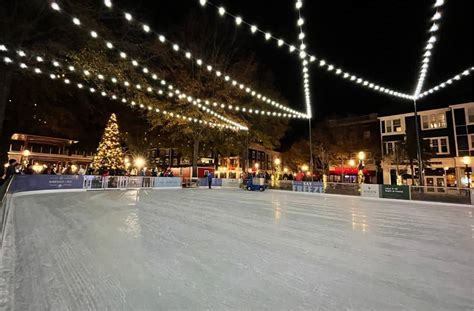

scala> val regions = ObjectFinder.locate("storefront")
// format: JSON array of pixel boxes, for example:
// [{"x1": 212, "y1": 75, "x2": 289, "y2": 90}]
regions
[{"x1": 328, "y1": 167, "x2": 376, "y2": 184}]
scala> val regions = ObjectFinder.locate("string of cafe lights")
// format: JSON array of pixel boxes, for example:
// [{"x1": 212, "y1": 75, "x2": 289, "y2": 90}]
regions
[
  {"x1": 6, "y1": 48, "x2": 291, "y2": 128},
  {"x1": 98, "y1": 0, "x2": 306, "y2": 118},
  {"x1": 295, "y1": 0, "x2": 312, "y2": 118},
  {"x1": 198, "y1": 0, "x2": 414, "y2": 101},
  {"x1": 417, "y1": 67, "x2": 473, "y2": 99},
  {"x1": 0, "y1": 48, "x2": 242, "y2": 131},
  {"x1": 413, "y1": 0, "x2": 445, "y2": 98},
  {"x1": 49, "y1": 3, "x2": 301, "y2": 125},
  {"x1": 0, "y1": 44, "x2": 250, "y2": 130},
  {"x1": 48, "y1": 5, "x2": 252, "y2": 130}
]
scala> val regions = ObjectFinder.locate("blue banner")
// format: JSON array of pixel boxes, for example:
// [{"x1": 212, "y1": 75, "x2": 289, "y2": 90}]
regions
[
  {"x1": 9, "y1": 175, "x2": 84, "y2": 193},
  {"x1": 292, "y1": 181, "x2": 324, "y2": 193}
]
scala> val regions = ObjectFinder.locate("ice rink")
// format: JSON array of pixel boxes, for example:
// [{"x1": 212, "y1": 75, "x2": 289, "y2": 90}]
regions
[{"x1": 1, "y1": 188, "x2": 473, "y2": 310}]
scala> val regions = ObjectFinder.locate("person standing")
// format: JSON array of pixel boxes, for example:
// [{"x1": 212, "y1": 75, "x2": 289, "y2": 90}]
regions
[
  {"x1": 207, "y1": 171, "x2": 214, "y2": 189},
  {"x1": 23, "y1": 163, "x2": 35, "y2": 175},
  {"x1": 3, "y1": 159, "x2": 19, "y2": 180},
  {"x1": 77, "y1": 165, "x2": 86, "y2": 175}
]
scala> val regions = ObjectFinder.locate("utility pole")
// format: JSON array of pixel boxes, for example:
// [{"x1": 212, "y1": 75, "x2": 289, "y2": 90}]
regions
[
  {"x1": 413, "y1": 99, "x2": 424, "y2": 186},
  {"x1": 308, "y1": 118, "x2": 314, "y2": 182}
]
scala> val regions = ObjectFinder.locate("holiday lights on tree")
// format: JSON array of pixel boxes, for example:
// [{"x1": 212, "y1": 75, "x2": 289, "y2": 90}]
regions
[{"x1": 91, "y1": 113, "x2": 125, "y2": 174}]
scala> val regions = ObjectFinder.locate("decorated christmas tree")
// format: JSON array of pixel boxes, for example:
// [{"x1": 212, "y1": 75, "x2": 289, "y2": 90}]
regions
[{"x1": 91, "y1": 113, "x2": 125, "y2": 174}]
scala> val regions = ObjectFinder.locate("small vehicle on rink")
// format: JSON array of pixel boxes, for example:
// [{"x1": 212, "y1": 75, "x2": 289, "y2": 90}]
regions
[{"x1": 244, "y1": 177, "x2": 267, "y2": 192}]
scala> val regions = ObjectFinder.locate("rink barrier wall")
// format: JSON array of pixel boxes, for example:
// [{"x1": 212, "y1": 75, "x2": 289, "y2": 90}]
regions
[
  {"x1": 82, "y1": 176, "x2": 182, "y2": 189},
  {"x1": 272, "y1": 180, "x2": 474, "y2": 205}
]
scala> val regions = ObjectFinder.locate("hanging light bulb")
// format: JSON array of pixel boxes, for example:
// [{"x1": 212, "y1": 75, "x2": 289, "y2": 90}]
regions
[{"x1": 51, "y1": 2, "x2": 60, "y2": 11}]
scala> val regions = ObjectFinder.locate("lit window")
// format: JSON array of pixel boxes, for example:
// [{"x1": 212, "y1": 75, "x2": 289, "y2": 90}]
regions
[
  {"x1": 422, "y1": 113, "x2": 446, "y2": 129},
  {"x1": 385, "y1": 119, "x2": 402, "y2": 133},
  {"x1": 467, "y1": 108, "x2": 474, "y2": 124},
  {"x1": 393, "y1": 119, "x2": 402, "y2": 132},
  {"x1": 469, "y1": 134, "x2": 474, "y2": 150}
]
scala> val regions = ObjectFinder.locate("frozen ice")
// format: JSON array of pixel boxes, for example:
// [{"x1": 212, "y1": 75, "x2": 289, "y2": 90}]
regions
[{"x1": 1, "y1": 189, "x2": 473, "y2": 310}]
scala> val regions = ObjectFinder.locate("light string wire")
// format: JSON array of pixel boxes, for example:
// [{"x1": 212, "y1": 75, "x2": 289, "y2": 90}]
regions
[
  {"x1": 198, "y1": 0, "x2": 414, "y2": 101},
  {"x1": 1, "y1": 47, "x2": 240, "y2": 130},
  {"x1": 417, "y1": 66, "x2": 473, "y2": 99},
  {"x1": 49, "y1": 2, "x2": 253, "y2": 130},
  {"x1": 295, "y1": 0, "x2": 312, "y2": 118},
  {"x1": 413, "y1": 0, "x2": 446, "y2": 98},
  {"x1": 100, "y1": 0, "x2": 307, "y2": 118}
]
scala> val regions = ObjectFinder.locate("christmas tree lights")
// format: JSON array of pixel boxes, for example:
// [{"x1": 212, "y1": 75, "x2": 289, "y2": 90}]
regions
[{"x1": 91, "y1": 113, "x2": 125, "y2": 174}]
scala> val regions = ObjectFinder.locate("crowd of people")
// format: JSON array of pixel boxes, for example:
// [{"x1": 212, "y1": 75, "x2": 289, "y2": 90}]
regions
[{"x1": 1, "y1": 159, "x2": 88, "y2": 179}]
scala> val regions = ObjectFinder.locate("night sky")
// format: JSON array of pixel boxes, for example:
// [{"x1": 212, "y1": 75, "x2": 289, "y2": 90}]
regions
[{"x1": 122, "y1": 0, "x2": 472, "y2": 119}]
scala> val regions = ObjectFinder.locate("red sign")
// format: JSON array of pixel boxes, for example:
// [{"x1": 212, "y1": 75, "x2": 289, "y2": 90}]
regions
[{"x1": 330, "y1": 167, "x2": 371, "y2": 175}]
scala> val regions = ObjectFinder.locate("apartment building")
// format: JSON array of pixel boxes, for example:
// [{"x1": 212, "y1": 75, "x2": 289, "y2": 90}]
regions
[{"x1": 379, "y1": 102, "x2": 474, "y2": 187}]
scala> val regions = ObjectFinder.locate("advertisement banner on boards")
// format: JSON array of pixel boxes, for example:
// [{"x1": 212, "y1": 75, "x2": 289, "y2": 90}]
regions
[
  {"x1": 293, "y1": 181, "x2": 324, "y2": 193},
  {"x1": 382, "y1": 185, "x2": 410, "y2": 200},
  {"x1": 361, "y1": 184, "x2": 381, "y2": 198},
  {"x1": 10, "y1": 175, "x2": 84, "y2": 193},
  {"x1": 153, "y1": 177, "x2": 182, "y2": 188}
]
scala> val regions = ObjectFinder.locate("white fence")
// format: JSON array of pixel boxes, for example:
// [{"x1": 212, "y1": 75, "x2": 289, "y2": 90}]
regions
[{"x1": 83, "y1": 176, "x2": 182, "y2": 190}]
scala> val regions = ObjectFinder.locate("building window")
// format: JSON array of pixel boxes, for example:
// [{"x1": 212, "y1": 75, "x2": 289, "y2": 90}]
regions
[
  {"x1": 421, "y1": 113, "x2": 447, "y2": 130},
  {"x1": 385, "y1": 119, "x2": 402, "y2": 133},
  {"x1": 363, "y1": 130, "x2": 371, "y2": 139},
  {"x1": 384, "y1": 142, "x2": 397, "y2": 155},
  {"x1": 427, "y1": 137, "x2": 449, "y2": 155},
  {"x1": 467, "y1": 108, "x2": 474, "y2": 124},
  {"x1": 469, "y1": 134, "x2": 474, "y2": 151}
]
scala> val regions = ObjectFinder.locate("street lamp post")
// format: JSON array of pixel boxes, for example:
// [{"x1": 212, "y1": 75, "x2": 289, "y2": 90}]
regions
[
  {"x1": 21, "y1": 149, "x2": 31, "y2": 167},
  {"x1": 358, "y1": 151, "x2": 366, "y2": 184},
  {"x1": 349, "y1": 159, "x2": 355, "y2": 183},
  {"x1": 274, "y1": 158, "x2": 281, "y2": 186},
  {"x1": 463, "y1": 156, "x2": 471, "y2": 188},
  {"x1": 413, "y1": 99, "x2": 424, "y2": 186}
]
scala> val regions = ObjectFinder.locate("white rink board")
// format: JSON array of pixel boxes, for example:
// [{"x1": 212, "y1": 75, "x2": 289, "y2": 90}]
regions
[{"x1": 1, "y1": 189, "x2": 473, "y2": 310}]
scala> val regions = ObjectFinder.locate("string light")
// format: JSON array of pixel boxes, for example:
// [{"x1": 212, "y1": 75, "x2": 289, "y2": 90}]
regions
[
  {"x1": 1, "y1": 45, "x2": 253, "y2": 130},
  {"x1": 198, "y1": 0, "x2": 413, "y2": 101},
  {"x1": 414, "y1": 0, "x2": 445, "y2": 98},
  {"x1": 96, "y1": 0, "x2": 306, "y2": 117},
  {"x1": 295, "y1": 0, "x2": 312, "y2": 119},
  {"x1": 3, "y1": 52, "x2": 241, "y2": 130},
  {"x1": 417, "y1": 67, "x2": 473, "y2": 99}
]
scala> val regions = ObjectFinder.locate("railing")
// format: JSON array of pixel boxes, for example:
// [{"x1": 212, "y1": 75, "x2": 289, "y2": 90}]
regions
[
  {"x1": 0, "y1": 177, "x2": 14, "y2": 236},
  {"x1": 83, "y1": 176, "x2": 182, "y2": 190},
  {"x1": 411, "y1": 186, "x2": 471, "y2": 205}
]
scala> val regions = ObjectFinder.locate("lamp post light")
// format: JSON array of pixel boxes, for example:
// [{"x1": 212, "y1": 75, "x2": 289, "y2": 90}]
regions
[
  {"x1": 358, "y1": 151, "x2": 366, "y2": 184},
  {"x1": 274, "y1": 158, "x2": 281, "y2": 185},
  {"x1": 134, "y1": 157, "x2": 146, "y2": 171},
  {"x1": 21, "y1": 149, "x2": 31, "y2": 166},
  {"x1": 463, "y1": 156, "x2": 471, "y2": 188}
]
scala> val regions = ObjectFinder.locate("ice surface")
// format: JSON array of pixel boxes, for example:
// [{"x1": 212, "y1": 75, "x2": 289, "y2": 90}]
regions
[{"x1": 1, "y1": 189, "x2": 473, "y2": 310}]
